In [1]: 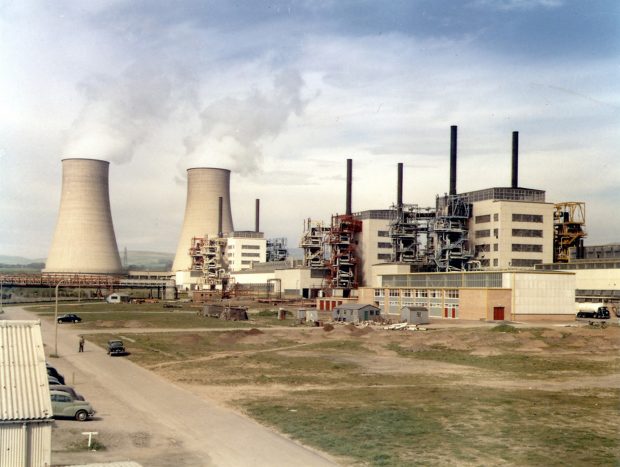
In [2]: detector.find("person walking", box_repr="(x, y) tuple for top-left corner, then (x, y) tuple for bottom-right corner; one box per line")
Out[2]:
(78, 336), (85, 352)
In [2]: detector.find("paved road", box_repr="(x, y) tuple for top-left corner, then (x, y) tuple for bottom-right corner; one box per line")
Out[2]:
(5, 306), (339, 467)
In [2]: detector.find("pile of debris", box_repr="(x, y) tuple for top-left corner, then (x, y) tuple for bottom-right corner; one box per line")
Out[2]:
(383, 323), (427, 331)
(199, 303), (249, 321)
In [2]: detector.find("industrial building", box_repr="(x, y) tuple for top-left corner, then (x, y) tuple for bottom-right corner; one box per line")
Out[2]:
(0, 321), (53, 466)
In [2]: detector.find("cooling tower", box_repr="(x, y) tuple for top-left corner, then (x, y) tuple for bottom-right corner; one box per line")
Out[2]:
(44, 158), (123, 274)
(171, 168), (234, 271)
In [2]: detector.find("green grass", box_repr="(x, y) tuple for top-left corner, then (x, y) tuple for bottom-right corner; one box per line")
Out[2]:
(242, 386), (620, 466)
(387, 343), (618, 377)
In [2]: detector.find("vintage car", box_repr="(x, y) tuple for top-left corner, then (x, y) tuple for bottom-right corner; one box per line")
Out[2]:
(50, 390), (95, 421)
(107, 339), (126, 356)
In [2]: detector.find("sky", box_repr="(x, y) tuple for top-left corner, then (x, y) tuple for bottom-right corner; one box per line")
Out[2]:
(1, 0), (618, 259)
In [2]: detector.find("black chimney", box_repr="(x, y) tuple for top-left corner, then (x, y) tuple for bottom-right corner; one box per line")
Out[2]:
(512, 131), (519, 188)
(255, 199), (260, 233)
(449, 125), (457, 196)
(218, 196), (223, 237)
(397, 162), (403, 212)
(346, 158), (352, 216)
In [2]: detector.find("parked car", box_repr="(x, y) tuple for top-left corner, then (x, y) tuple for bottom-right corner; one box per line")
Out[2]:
(52, 385), (85, 401)
(46, 363), (65, 384)
(48, 375), (61, 385)
(107, 339), (126, 356)
(50, 390), (95, 421)
(57, 314), (82, 323)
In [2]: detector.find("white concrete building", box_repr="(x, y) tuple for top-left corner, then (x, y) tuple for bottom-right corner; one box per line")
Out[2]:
(226, 232), (267, 272)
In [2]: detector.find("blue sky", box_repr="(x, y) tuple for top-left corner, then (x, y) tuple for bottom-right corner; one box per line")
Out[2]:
(1, 0), (618, 258)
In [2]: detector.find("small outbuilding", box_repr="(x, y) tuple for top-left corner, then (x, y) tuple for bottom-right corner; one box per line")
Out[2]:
(400, 306), (430, 325)
(0, 321), (53, 466)
(333, 304), (381, 323)
(106, 293), (131, 304)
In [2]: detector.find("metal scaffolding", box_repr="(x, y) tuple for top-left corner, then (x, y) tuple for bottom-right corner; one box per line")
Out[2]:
(326, 214), (362, 290)
(188, 236), (228, 289)
(553, 202), (587, 263)
(266, 237), (288, 262)
(431, 194), (474, 271)
(389, 203), (435, 268)
(300, 219), (330, 268)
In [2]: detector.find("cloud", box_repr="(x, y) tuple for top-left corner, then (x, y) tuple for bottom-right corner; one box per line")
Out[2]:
(182, 69), (307, 175)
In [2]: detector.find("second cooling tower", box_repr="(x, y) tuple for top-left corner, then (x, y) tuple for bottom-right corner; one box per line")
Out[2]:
(171, 168), (234, 271)
(44, 158), (123, 274)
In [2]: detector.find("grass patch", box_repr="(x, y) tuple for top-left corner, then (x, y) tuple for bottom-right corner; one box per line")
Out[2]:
(242, 386), (620, 466)
(490, 323), (519, 333)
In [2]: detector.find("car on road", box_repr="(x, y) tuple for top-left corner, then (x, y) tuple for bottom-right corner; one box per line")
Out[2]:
(50, 390), (95, 421)
(46, 364), (65, 384)
(107, 339), (126, 356)
(57, 313), (82, 323)
(53, 385), (85, 401)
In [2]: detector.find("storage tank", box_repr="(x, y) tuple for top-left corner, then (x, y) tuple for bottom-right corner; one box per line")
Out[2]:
(171, 168), (234, 271)
(44, 158), (123, 274)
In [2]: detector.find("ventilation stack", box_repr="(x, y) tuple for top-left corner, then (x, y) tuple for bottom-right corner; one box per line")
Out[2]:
(511, 131), (519, 188)
(44, 158), (122, 274)
(449, 125), (457, 196)
(172, 168), (234, 271)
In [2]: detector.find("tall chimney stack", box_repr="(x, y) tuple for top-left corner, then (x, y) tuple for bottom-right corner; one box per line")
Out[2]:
(511, 131), (519, 188)
(449, 125), (457, 196)
(255, 199), (260, 233)
(218, 196), (223, 237)
(346, 158), (352, 216)
(397, 162), (403, 212)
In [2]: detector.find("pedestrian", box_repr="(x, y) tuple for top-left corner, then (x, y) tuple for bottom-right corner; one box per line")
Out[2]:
(79, 336), (85, 353)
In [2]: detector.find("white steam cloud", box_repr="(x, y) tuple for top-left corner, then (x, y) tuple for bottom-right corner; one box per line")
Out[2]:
(183, 70), (306, 175)
(62, 61), (194, 164)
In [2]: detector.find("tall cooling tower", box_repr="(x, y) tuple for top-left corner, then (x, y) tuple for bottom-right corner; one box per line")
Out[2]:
(44, 158), (123, 274)
(171, 168), (234, 271)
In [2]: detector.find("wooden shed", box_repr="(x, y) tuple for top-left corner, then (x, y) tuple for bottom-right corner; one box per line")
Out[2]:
(400, 306), (430, 324)
(333, 304), (381, 323)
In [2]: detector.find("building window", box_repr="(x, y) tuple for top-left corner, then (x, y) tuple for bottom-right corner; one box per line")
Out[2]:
(475, 215), (491, 223)
(480, 259), (490, 267)
(378, 230), (390, 237)
(512, 214), (543, 223)
(377, 253), (392, 260)
(446, 289), (459, 298)
(377, 242), (392, 249)
(475, 230), (491, 238)
(512, 258), (543, 267)
(512, 244), (543, 252)
(475, 244), (491, 254)
(403, 289), (412, 298)
(241, 252), (260, 257)
(415, 290), (427, 298)
(375, 289), (384, 297)
(493, 213), (499, 221)
(493, 243), (498, 251)
(241, 245), (260, 250)
(241, 260), (252, 265)
(493, 258), (498, 266)
(512, 229), (543, 238)
(389, 289), (399, 297)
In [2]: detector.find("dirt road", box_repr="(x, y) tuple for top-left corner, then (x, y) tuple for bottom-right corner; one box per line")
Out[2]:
(6, 306), (339, 466)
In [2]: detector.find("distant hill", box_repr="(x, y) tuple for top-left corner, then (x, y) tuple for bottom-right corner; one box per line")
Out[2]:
(124, 251), (174, 270)
(0, 251), (174, 270)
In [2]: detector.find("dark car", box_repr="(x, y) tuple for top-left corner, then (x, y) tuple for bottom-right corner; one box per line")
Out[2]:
(107, 339), (126, 356)
(57, 314), (82, 323)
(46, 364), (65, 384)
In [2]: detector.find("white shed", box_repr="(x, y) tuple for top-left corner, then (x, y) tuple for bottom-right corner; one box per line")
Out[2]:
(0, 321), (53, 466)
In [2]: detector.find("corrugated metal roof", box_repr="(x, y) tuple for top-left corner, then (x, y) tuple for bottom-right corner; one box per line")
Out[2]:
(334, 304), (379, 311)
(0, 320), (53, 421)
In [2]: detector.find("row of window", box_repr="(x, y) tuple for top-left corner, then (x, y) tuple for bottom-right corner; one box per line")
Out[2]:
(241, 245), (261, 250)
(377, 242), (392, 249)
(476, 229), (543, 238)
(475, 213), (543, 224)
(377, 289), (460, 298)
(476, 243), (543, 253)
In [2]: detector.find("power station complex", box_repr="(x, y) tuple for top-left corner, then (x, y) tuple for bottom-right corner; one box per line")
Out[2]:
(35, 126), (619, 321)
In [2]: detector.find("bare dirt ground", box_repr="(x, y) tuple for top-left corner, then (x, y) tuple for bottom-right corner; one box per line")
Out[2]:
(6, 305), (619, 466)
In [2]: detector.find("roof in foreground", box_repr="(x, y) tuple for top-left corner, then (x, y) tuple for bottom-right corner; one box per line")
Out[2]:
(0, 320), (53, 421)
(334, 303), (380, 310)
